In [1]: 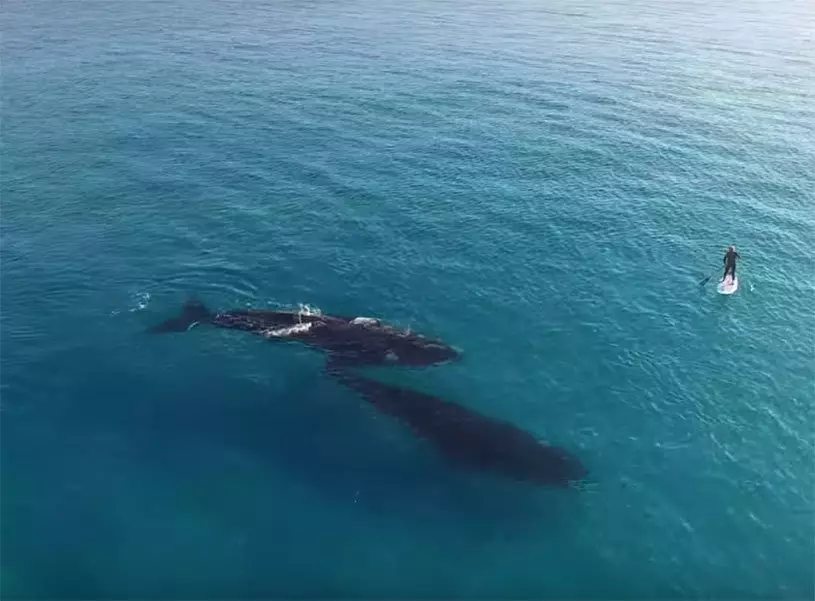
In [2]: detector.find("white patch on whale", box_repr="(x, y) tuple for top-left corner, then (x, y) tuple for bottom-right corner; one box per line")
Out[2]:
(351, 316), (380, 327)
(263, 322), (313, 338)
(297, 303), (322, 323)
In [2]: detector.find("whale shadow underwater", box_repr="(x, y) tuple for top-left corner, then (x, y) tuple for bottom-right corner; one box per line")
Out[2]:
(149, 300), (587, 488)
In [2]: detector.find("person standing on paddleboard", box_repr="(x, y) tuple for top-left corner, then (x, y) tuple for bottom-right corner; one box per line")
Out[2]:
(722, 245), (741, 282)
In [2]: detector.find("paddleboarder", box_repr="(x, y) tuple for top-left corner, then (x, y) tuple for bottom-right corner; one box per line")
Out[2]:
(722, 245), (741, 282)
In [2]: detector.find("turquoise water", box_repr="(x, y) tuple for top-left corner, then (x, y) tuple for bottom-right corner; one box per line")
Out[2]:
(2, 0), (814, 597)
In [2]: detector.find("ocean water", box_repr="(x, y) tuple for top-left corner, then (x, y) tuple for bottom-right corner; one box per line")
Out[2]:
(2, 0), (814, 597)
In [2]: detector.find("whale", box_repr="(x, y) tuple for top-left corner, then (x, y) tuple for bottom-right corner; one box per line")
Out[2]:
(327, 367), (587, 487)
(148, 300), (460, 367)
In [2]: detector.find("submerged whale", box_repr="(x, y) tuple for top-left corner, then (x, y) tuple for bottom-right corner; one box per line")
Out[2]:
(328, 368), (587, 487)
(148, 300), (460, 367)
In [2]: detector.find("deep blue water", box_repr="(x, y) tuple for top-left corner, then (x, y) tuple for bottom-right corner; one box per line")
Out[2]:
(2, 0), (814, 598)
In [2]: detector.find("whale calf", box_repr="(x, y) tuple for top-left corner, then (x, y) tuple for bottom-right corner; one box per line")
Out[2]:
(148, 300), (460, 367)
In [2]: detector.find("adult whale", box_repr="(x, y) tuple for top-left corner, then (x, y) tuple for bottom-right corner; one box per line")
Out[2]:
(147, 300), (460, 367)
(327, 367), (587, 487)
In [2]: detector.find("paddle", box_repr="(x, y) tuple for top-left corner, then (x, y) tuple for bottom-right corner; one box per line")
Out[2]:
(699, 266), (723, 286)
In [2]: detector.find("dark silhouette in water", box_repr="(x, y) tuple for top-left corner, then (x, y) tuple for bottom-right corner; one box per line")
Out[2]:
(327, 365), (587, 487)
(148, 300), (459, 367)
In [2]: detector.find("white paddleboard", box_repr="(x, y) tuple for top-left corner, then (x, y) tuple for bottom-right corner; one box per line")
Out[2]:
(717, 275), (739, 295)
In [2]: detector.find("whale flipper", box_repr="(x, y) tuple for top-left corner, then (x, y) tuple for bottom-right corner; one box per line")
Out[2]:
(147, 300), (211, 333)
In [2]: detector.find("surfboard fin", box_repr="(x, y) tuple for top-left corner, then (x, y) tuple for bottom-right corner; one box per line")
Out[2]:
(146, 300), (212, 333)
